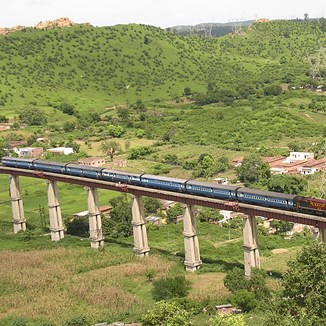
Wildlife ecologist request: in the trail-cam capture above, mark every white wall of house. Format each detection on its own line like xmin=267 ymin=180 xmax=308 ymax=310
xmin=299 ymin=167 xmax=318 ymax=175
xmin=283 ymin=152 xmax=314 ymax=163
xmin=48 ymin=147 xmax=74 ymax=155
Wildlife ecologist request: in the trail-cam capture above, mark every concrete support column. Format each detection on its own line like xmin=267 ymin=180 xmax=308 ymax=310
xmin=9 ymin=175 xmax=26 ymax=233
xmin=242 ymin=215 xmax=260 ymax=278
xmin=311 ymin=227 xmax=320 ymax=240
xmin=182 ymin=204 xmax=202 ymax=272
xmin=311 ymin=227 xmax=326 ymax=242
xmin=131 ymin=195 xmax=150 ymax=256
xmin=86 ymin=187 xmax=104 ymax=248
xmin=321 ymin=229 xmax=326 ymax=243
xmin=46 ymin=180 xmax=64 ymax=241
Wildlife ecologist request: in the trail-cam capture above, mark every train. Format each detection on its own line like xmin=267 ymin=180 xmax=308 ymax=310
xmin=1 ymin=156 xmax=325 ymax=217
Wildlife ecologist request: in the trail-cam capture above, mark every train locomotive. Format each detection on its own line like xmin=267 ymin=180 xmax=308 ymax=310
xmin=1 ymin=157 xmax=325 ymax=217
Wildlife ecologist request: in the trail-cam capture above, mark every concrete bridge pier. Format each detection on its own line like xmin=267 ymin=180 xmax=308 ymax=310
xmin=182 ymin=204 xmax=202 ymax=272
xmin=9 ymin=175 xmax=26 ymax=233
xmin=131 ymin=195 xmax=150 ymax=256
xmin=46 ymin=180 xmax=64 ymax=241
xmin=86 ymin=187 xmax=104 ymax=248
xmin=321 ymin=229 xmax=326 ymax=242
xmin=243 ymin=215 xmax=260 ymax=277
xmin=311 ymin=227 xmax=326 ymax=242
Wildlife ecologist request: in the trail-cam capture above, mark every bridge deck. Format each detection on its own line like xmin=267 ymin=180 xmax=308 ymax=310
xmin=0 ymin=166 xmax=325 ymax=228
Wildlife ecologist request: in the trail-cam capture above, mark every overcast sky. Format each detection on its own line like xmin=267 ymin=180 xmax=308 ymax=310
xmin=1 ymin=0 xmax=325 ymax=28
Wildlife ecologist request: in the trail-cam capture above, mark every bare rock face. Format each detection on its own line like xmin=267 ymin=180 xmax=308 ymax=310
xmin=0 ymin=25 xmax=25 ymax=35
xmin=35 ymin=17 xmax=74 ymax=30
xmin=255 ymin=18 xmax=271 ymax=23
xmin=0 ymin=17 xmax=78 ymax=36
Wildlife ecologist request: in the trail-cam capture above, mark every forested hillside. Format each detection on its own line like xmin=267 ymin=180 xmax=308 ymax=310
xmin=1 ymin=19 xmax=326 ymax=325
xmin=0 ymin=19 xmax=325 ymax=113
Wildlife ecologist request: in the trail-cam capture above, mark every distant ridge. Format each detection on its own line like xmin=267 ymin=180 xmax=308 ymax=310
xmin=166 ymin=20 xmax=255 ymax=37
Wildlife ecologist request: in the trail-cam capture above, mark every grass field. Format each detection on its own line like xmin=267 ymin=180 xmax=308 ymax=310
xmin=0 ymin=166 xmax=313 ymax=324
xmin=0 ymin=174 xmax=118 ymax=234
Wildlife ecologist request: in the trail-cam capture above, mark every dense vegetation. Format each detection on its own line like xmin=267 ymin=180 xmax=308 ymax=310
xmin=0 ymin=18 xmax=326 ymax=325
xmin=0 ymin=19 xmax=325 ymax=112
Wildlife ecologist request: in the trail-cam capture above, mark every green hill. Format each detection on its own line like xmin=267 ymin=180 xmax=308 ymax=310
xmin=0 ymin=19 xmax=325 ymax=115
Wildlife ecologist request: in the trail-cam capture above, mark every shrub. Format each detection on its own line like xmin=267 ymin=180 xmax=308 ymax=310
xmin=141 ymin=301 xmax=192 ymax=326
xmin=152 ymin=275 xmax=191 ymax=301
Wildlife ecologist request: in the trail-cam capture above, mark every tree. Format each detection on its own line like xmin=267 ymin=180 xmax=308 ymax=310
xmin=117 ymin=107 xmax=130 ymax=122
xmin=198 ymin=208 xmax=223 ymax=222
xmin=152 ymin=275 xmax=191 ymax=301
xmin=269 ymin=220 xmax=293 ymax=234
xmin=224 ymin=267 xmax=269 ymax=301
xmin=263 ymin=84 xmax=282 ymax=96
xmin=193 ymin=154 xmax=216 ymax=178
xmin=0 ymin=115 xmax=8 ymax=123
xmin=268 ymin=175 xmax=307 ymax=195
xmin=283 ymin=242 xmax=326 ymax=317
xmin=18 ymin=106 xmax=47 ymax=126
xmin=63 ymin=121 xmax=76 ymax=132
xmin=166 ymin=203 xmax=183 ymax=223
xmin=230 ymin=290 xmax=257 ymax=312
xmin=216 ymin=156 xmax=230 ymax=174
xmin=143 ymin=197 xmax=161 ymax=216
xmin=264 ymin=242 xmax=326 ymax=324
xmin=100 ymin=140 xmax=121 ymax=161
xmin=130 ymin=99 xmax=146 ymax=113
xmin=141 ymin=301 xmax=192 ymax=326
xmin=58 ymin=102 xmax=75 ymax=115
xmin=183 ymin=87 xmax=192 ymax=96
xmin=287 ymin=141 xmax=299 ymax=152
xmin=27 ymin=134 xmax=37 ymax=146
xmin=107 ymin=125 xmax=124 ymax=137
xmin=104 ymin=195 xmax=132 ymax=237
xmin=236 ymin=155 xmax=270 ymax=185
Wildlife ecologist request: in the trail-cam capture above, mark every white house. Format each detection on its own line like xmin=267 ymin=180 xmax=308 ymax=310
xmin=47 ymin=147 xmax=74 ymax=155
xmin=283 ymin=152 xmax=314 ymax=163
xmin=14 ymin=147 xmax=43 ymax=158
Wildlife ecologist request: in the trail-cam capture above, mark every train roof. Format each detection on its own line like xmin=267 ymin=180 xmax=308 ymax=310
xmin=237 ymin=187 xmax=297 ymax=200
xmin=186 ymin=180 xmax=239 ymax=191
xmin=34 ymin=159 xmax=66 ymax=167
xmin=2 ymin=157 xmax=36 ymax=163
xmin=141 ymin=174 xmax=188 ymax=183
xmin=102 ymin=169 xmax=142 ymax=177
xmin=65 ymin=163 xmax=104 ymax=172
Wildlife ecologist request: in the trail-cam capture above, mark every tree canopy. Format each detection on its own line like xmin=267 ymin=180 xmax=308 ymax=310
xmin=264 ymin=242 xmax=326 ymax=325
xmin=18 ymin=106 xmax=47 ymax=126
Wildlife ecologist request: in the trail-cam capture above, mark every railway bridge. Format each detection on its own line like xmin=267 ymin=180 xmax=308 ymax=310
xmin=1 ymin=166 xmax=325 ymax=277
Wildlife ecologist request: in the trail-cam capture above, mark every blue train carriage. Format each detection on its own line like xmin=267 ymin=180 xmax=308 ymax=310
xmin=140 ymin=174 xmax=187 ymax=192
xmin=186 ymin=180 xmax=238 ymax=200
xmin=1 ymin=157 xmax=35 ymax=169
xmin=65 ymin=163 xmax=104 ymax=179
xmin=101 ymin=169 xmax=142 ymax=185
xmin=33 ymin=160 xmax=66 ymax=173
xmin=237 ymin=187 xmax=296 ymax=210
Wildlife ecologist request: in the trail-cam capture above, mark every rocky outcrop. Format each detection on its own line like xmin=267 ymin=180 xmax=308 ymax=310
xmin=0 ymin=17 xmax=78 ymax=36
xmin=35 ymin=17 xmax=74 ymax=30
xmin=255 ymin=18 xmax=271 ymax=23
xmin=0 ymin=25 xmax=25 ymax=36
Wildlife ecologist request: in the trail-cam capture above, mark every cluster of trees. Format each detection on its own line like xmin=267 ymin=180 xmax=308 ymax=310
xmin=193 ymin=154 xmax=229 ymax=178
xmin=17 ymin=106 xmax=47 ymax=126
xmin=236 ymin=155 xmax=308 ymax=195
xmin=224 ymin=267 xmax=269 ymax=313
